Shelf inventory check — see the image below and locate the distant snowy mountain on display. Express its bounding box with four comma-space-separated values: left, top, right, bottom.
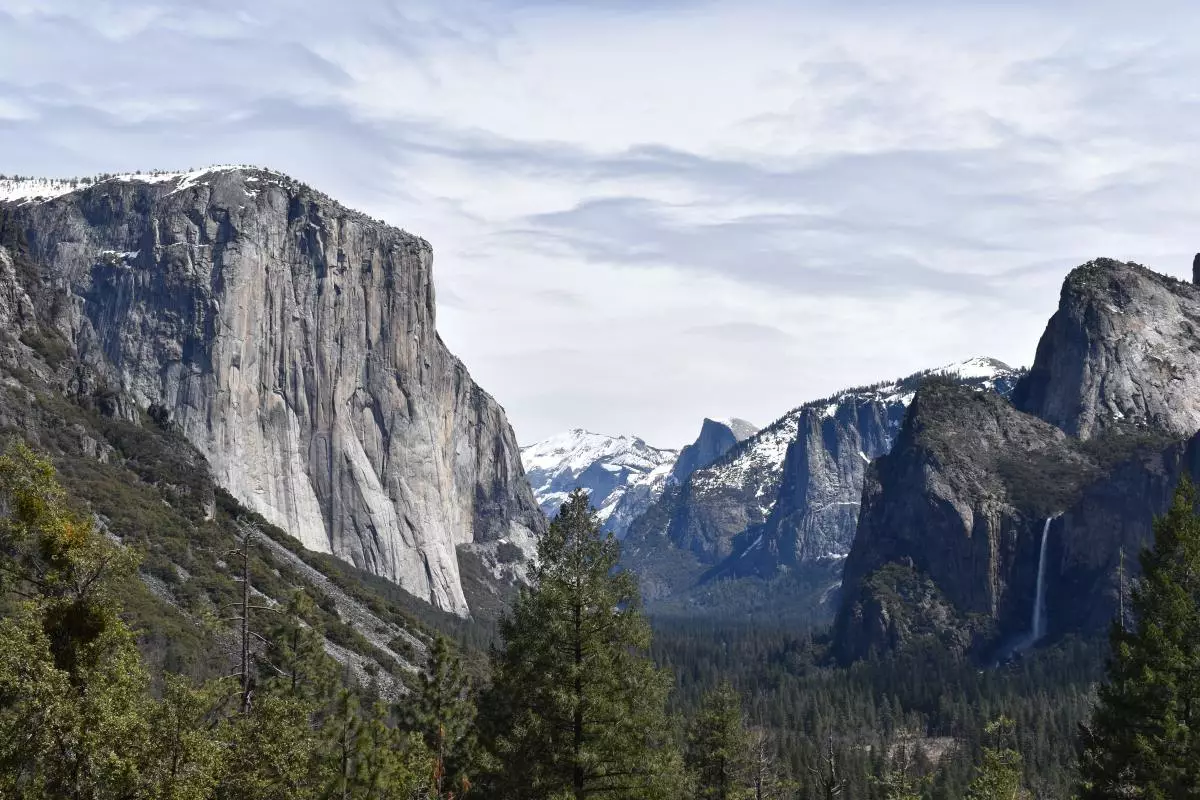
521, 417, 760, 538
521, 430, 678, 537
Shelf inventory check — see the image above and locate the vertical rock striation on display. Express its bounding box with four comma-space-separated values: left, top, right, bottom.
1, 167, 545, 615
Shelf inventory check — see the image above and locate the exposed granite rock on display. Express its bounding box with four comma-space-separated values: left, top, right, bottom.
837, 260, 1200, 661
1014, 259, 1200, 440
0, 247, 35, 331
1, 167, 545, 615
753, 398, 906, 569
640, 361, 1019, 568
670, 418, 757, 484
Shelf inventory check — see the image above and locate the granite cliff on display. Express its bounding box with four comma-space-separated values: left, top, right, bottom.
0, 167, 545, 615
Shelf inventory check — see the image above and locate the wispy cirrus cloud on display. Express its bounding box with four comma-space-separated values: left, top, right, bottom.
2, 0, 1200, 444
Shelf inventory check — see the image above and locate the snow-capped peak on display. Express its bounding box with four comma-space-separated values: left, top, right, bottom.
686, 357, 1024, 513
521, 429, 678, 537
521, 428, 674, 478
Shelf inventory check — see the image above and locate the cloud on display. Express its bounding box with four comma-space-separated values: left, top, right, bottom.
3, 0, 1200, 445
685, 323, 794, 346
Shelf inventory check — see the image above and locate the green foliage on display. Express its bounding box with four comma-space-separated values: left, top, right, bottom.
401, 635, 477, 797
0, 442, 438, 799
1077, 475, 1200, 799
654, 616, 1103, 800
479, 489, 686, 799
872, 741, 930, 800
0, 443, 154, 799
685, 682, 753, 800
964, 718, 1026, 800
18, 328, 72, 369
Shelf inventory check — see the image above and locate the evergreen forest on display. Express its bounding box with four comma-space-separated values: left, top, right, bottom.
2, 443, 1199, 799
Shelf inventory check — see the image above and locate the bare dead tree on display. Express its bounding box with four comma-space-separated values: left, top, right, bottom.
809, 731, 845, 800
224, 521, 281, 714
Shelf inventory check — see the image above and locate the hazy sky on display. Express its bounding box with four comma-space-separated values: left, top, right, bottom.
2, 0, 1198, 448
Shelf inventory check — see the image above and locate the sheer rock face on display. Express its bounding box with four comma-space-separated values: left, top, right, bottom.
621, 361, 1021, 609
641, 360, 1020, 573
670, 418, 758, 485
1, 168, 545, 615
758, 399, 907, 568
1014, 259, 1200, 440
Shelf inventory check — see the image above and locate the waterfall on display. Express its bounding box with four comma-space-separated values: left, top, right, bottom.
1030, 517, 1053, 643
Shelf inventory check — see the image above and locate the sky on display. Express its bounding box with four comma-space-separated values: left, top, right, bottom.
2, 0, 1199, 448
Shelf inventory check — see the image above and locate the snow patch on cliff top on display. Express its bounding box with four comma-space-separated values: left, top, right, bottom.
0, 165, 287, 204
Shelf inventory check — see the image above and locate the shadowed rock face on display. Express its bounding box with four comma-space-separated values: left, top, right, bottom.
834, 383, 1091, 661
1, 167, 545, 615
1014, 259, 1200, 440
622, 360, 1021, 604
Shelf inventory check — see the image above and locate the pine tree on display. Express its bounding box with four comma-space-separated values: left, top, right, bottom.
1078, 475, 1200, 799
402, 635, 476, 797
351, 700, 431, 800
478, 489, 685, 800
686, 682, 753, 800
260, 589, 339, 704
220, 589, 340, 799
964, 717, 1026, 800
746, 725, 792, 800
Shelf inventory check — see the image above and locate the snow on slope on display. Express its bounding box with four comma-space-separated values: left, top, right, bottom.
521, 429, 678, 538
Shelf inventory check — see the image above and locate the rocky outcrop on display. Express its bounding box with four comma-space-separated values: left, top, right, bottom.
670, 418, 757, 484
1, 167, 545, 615
1014, 259, 1200, 440
753, 398, 907, 569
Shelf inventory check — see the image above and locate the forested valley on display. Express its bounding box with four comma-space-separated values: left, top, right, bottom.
3, 441, 1198, 799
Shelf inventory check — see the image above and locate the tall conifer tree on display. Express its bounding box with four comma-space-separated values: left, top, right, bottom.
1078, 475, 1200, 798
686, 682, 753, 800
479, 489, 685, 799
402, 636, 476, 797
